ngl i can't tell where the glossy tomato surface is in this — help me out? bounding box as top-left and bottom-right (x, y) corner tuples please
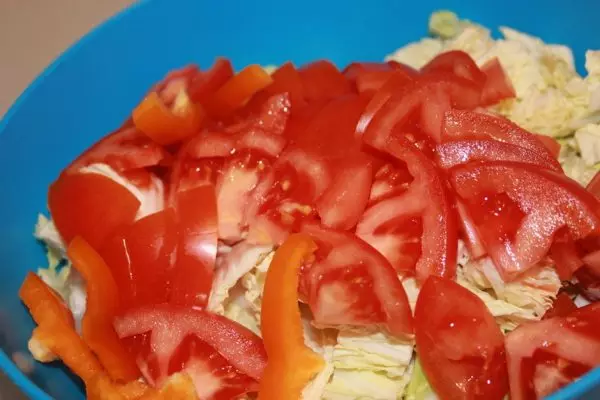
(1, 1), (600, 400)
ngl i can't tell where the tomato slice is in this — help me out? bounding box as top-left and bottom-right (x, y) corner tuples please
(368, 162), (413, 205)
(49, 172), (140, 249)
(187, 58), (235, 104)
(316, 159), (373, 231)
(216, 152), (272, 243)
(299, 60), (353, 103)
(170, 184), (218, 307)
(358, 136), (457, 282)
(263, 62), (306, 108)
(421, 50), (486, 87)
(114, 305), (267, 398)
(549, 229), (584, 280)
(542, 292), (578, 319)
(415, 276), (508, 400)
(534, 133), (561, 159)
(442, 110), (560, 170)
(479, 58), (516, 106)
(505, 303), (600, 400)
(66, 127), (168, 174)
(456, 199), (487, 259)
(100, 209), (178, 312)
(436, 139), (563, 171)
(301, 222), (414, 338)
(451, 161), (600, 281)
(355, 68), (416, 136)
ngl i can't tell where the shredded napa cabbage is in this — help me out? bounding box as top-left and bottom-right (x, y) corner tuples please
(322, 328), (414, 400)
(387, 11), (600, 140)
(456, 243), (561, 332)
(404, 358), (437, 400)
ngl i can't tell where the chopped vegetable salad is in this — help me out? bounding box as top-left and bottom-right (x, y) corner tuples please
(22, 10), (600, 400)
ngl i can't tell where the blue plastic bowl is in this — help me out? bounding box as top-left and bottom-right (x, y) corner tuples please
(1, 0), (599, 398)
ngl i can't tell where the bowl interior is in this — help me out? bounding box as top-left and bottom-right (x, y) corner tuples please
(1, 0), (600, 398)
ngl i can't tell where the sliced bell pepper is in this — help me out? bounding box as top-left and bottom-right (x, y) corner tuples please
(86, 372), (196, 400)
(258, 233), (325, 400)
(132, 91), (205, 146)
(206, 65), (273, 117)
(68, 236), (140, 382)
(19, 272), (103, 383)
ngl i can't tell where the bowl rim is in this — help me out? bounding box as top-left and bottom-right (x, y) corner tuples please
(0, 1), (147, 398)
(1, 0), (600, 399)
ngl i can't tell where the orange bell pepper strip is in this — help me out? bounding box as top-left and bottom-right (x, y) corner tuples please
(205, 65), (273, 117)
(258, 233), (325, 400)
(132, 91), (205, 146)
(19, 272), (103, 383)
(86, 372), (197, 400)
(68, 236), (140, 382)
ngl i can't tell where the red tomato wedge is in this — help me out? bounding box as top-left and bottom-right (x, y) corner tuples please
(355, 68), (416, 136)
(66, 127), (168, 174)
(170, 184), (218, 307)
(534, 134), (561, 159)
(263, 62), (306, 107)
(361, 73), (482, 147)
(480, 58), (516, 106)
(358, 136), (457, 282)
(100, 209), (178, 312)
(436, 139), (563, 171)
(299, 60), (353, 102)
(456, 199), (487, 259)
(114, 305), (267, 399)
(368, 162), (414, 205)
(316, 159), (373, 231)
(542, 292), (578, 319)
(442, 110), (561, 171)
(301, 222), (414, 338)
(549, 229), (584, 280)
(451, 161), (600, 281)
(48, 172), (140, 249)
(505, 303), (600, 400)
(187, 58), (235, 104)
(421, 50), (486, 88)
(415, 276), (509, 400)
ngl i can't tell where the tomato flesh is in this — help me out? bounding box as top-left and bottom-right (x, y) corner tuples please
(415, 276), (509, 400)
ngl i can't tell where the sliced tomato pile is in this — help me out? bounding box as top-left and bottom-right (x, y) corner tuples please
(35, 50), (600, 399)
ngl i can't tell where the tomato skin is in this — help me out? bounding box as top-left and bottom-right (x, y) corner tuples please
(442, 110), (560, 171)
(479, 58), (516, 106)
(436, 139), (563, 172)
(100, 209), (178, 311)
(451, 161), (600, 281)
(49, 172), (140, 249)
(359, 136), (457, 282)
(301, 222), (414, 338)
(316, 159), (373, 231)
(66, 127), (168, 174)
(422, 50), (486, 88)
(263, 62), (306, 107)
(115, 304), (267, 397)
(543, 292), (578, 319)
(299, 60), (353, 102)
(170, 184), (218, 307)
(505, 303), (600, 400)
(415, 276), (509, 400)
(187, 58), (234, 103)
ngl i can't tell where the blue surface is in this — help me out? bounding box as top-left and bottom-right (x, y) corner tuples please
(0, 0), (599, 398)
